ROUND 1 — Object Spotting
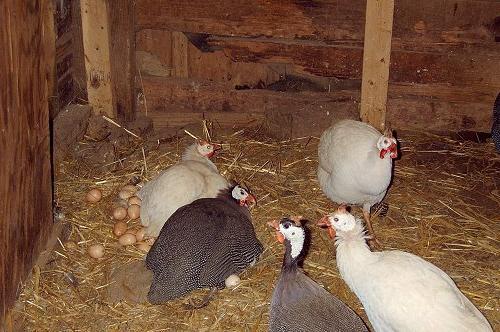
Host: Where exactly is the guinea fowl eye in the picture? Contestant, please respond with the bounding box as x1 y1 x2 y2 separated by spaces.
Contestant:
384 139 389 144
333 217 339 222
283 223 290 229
240 190 245 195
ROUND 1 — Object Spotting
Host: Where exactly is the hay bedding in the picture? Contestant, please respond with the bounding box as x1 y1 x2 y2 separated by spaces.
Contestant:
13 126 500 331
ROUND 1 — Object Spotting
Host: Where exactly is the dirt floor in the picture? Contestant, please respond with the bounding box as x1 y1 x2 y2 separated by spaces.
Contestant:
12 124 500 331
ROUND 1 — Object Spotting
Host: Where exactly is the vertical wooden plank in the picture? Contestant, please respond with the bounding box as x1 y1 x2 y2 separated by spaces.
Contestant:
80 0 115 117
360 0 395 131
108 0 136 121
71 0 88 99
0 0 54 323
172 31 189 78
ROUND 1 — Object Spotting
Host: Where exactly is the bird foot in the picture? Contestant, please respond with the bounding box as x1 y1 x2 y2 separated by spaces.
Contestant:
367 236 382 250
371 202 389 218
182 288 218 310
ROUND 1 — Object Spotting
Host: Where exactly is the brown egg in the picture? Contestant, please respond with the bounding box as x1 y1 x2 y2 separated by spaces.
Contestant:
88 244 105 258
135 228 146 242
136 242 151 253
118 190 134 200
113 221 128 237
127 204 140 219
86 189 102 203
112 207 128 220
122 184 138 194
118 233 136 246
125 228 137 235
128 196 142 206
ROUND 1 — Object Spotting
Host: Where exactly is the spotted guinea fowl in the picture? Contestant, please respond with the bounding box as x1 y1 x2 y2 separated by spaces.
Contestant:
145 183 263 304
318 119 398 246
268 217 368 332
492 92 500 152
138 139 229 237
319 206 493 332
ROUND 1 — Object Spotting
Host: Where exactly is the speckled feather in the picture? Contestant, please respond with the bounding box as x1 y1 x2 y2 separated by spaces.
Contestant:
145 186 263 304
269 219 368 332
492 93 500 152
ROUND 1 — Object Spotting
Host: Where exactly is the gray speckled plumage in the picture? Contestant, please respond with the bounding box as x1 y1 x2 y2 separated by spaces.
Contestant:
492 93 500 152
269 219 368 332
145 185 263 304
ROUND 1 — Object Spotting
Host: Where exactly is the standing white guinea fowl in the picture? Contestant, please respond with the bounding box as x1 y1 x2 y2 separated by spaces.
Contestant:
319 205 493 332
318 119 398 245
138 140 229 237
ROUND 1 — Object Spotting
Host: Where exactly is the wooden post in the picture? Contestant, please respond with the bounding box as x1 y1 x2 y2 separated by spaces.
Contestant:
360 0 395 131
80 0 115 117
108 0 136 121
172 32 189 78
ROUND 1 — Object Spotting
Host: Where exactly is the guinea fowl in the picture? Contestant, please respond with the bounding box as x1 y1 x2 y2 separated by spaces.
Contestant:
145 183 263 304
268 217 368 332
318 119 398 246
319 205 493 332
492 92 500 152
138 139 229 237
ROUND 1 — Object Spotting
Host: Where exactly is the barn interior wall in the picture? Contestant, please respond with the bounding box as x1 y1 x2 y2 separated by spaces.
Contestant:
134 0 500 136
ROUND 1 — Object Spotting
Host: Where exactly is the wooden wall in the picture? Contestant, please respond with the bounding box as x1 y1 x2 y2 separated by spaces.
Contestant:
54 0 86 118
135 0 500 135
0 0 55 324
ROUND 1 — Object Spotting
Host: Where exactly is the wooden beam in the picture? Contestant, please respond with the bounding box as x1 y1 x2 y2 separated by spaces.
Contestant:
80 0 114 116
172 32 189 78
0 0 54 323
360 0 395 130
108 0 136 121
136 0 499 44
139 76 494 134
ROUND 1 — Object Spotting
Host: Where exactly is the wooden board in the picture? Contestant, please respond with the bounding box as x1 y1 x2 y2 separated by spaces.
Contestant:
108 0 136 121
207 36 500 89
360 0 395 130
139 76 495 134
80 0 114 116
136 0 499 44
0 0 55 323
136 30 283 88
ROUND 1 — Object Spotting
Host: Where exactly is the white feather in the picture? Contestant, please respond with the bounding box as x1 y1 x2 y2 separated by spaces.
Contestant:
138 143 229 236
318 120 393 210
333 217 493 332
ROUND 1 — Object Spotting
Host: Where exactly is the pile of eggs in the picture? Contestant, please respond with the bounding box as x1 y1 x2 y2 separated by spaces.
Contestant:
85 184 155 259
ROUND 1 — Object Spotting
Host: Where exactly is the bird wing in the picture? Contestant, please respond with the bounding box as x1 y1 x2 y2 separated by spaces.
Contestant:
361 251 492 331
139 164 206 231
198 207 263 286
271 272 368 331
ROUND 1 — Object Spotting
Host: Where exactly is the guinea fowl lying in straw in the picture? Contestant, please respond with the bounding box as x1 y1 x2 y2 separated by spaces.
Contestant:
318 119 398 247
318 205 493 332
138 139 229 237
267 217 368 332
145 183 263 305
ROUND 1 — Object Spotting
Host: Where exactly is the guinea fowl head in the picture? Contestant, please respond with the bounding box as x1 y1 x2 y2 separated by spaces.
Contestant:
318 205 368 243
229 184 256 208
196 139 221 158
268 217 306 269
377 126 398 159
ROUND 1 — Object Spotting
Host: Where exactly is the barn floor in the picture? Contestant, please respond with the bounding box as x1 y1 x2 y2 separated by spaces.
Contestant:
12 125 500 331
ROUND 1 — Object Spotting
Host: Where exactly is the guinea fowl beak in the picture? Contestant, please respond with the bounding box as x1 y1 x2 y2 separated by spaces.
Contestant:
266 220 285 243
241 194 256 208
317 215 336 239
389 142 398 159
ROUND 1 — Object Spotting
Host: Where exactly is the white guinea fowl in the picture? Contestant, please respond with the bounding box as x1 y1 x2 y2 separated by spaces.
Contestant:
138 140 229 237
318 119 398 245
320 206 493 332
